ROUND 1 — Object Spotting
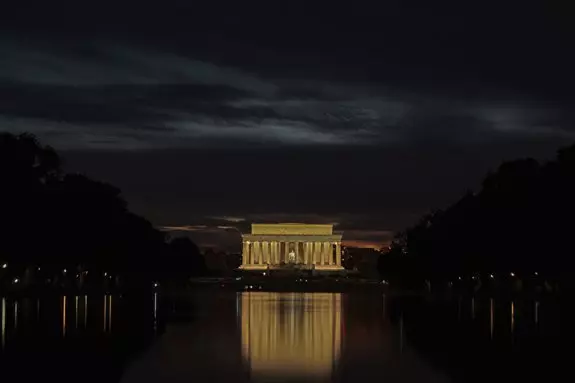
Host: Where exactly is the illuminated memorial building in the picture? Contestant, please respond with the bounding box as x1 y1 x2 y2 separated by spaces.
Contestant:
239 223 344 273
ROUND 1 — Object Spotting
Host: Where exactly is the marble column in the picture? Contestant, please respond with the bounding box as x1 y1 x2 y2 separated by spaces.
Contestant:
261 241 267 264
310 242 316 264
323 242 330 265
245 242 250 264
336 242 342 267
254 242 261 265
242 241 249 265
329 243 334 265
314 242 320 264
276 241 281 264
277 242 281 264
303 242 309 264
295 242 300 263
307 242 313 265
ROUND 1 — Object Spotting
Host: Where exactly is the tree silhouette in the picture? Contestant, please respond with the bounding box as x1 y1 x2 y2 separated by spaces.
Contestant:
378 143 575 290
164 236 206 282
0 132 206 291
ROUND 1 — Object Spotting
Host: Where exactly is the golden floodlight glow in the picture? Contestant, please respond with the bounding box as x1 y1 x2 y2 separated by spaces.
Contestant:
240 223 343 271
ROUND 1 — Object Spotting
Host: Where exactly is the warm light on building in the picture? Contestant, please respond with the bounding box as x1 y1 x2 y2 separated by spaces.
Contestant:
240 223 343 272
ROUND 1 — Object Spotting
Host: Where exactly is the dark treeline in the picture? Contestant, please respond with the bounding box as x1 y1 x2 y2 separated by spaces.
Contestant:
378 143 575 292
0 133 205 293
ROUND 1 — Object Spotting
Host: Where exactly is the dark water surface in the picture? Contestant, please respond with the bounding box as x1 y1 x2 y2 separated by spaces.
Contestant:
0 293 161 382
1 292 565 382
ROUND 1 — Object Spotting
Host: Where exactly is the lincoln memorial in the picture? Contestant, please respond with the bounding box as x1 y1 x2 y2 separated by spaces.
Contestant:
239 223 344 272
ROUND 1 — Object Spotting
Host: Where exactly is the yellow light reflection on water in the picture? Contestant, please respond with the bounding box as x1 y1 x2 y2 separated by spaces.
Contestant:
153 293 158 320
103 295 107 332
75 296 79 329
14 301 18 330
510 301 515 335
62 296 67 337
239 292 342 380
153 292 158 332
1 298 6 349
399 312 404 354
102 294 113 332
108 295 112 332
490 298 494 339
84 295 88 328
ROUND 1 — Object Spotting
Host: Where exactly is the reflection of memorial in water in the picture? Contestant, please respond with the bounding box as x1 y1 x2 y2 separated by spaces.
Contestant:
239 292 342 380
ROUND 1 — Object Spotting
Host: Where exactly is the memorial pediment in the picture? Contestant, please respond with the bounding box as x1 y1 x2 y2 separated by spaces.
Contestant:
251 223 333 235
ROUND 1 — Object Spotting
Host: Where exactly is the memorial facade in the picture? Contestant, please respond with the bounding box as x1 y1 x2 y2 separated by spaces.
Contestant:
239 223 344 271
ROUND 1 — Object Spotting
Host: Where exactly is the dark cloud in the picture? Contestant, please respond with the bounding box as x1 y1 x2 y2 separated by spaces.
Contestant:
0 82 254 124
1 0 574 248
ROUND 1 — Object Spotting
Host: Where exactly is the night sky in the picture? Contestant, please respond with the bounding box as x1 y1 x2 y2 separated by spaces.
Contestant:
2 1 574 250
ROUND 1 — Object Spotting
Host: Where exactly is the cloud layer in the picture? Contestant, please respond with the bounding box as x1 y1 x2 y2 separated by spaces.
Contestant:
2 40 574 151
2 1 574 249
